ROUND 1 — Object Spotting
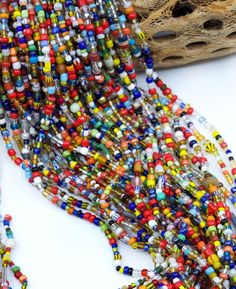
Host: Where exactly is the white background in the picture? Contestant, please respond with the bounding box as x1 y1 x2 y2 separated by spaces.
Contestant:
1 54 236 289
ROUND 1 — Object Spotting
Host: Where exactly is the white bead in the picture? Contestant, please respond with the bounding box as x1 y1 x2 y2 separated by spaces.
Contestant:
148 236 155 244
5 238 15 249
223 228 232 236
148 219 157 229
12 62 21 69
229 269 236 278
70 103 80 113
212 277 221 285
42 46 50 55
217 249 224 258
22 148 30 154
223 280 230 289
34 176 42 185
127 83 135 91
161 261 168 269
65 55 72 62
147 271 155 278
21 132 29 140
115 228 123 236
173 278 180 283
114 259 122 266
79 147 89 156
54 2 63 10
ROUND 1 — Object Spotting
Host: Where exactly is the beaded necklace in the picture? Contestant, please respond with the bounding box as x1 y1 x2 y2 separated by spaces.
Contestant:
1 0 236 288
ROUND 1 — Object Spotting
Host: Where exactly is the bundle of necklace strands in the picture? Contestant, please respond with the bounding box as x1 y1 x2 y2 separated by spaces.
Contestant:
1 0 236 289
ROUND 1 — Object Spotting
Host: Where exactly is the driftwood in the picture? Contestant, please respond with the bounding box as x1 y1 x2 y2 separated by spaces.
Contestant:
133 0 236 67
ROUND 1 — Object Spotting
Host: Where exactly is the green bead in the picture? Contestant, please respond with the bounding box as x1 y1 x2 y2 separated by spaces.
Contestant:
178 234 186 241
12 266 20 273
156 192 166 201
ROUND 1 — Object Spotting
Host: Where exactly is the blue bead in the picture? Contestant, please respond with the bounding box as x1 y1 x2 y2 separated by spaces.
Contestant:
52 26 60 34
94 218 100 226
3 220 9 226
123 266 129 275
205 267 214 275
61 202 67 210
33 148 40 154
231 187 236 194
129 202 136 211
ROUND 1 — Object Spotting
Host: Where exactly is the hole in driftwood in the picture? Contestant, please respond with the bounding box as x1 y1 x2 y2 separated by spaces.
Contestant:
186 41 208 49
153 31 177 41
172 1 196 18
212 47 232 53
162 56 183 62
203 19 223 30
227 31 236 39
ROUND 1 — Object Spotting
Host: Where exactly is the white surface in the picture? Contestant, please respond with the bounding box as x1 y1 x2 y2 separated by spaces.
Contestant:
1 54 236 289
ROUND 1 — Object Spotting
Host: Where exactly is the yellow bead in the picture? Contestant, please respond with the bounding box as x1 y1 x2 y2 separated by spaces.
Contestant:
106 39 114 48
193 200 200 207
93 107 99 114
94 152 100 160
199 221 206 228
123 76 131 85
13 11 21 18
214 240 221 247
113 58 120 66
165 138 172 144
153 209 159 216
43 168 50 176
163 208 170 215
147 180 155 187
213 261 222 270
231 276 236 283
70 161 77 169
212 130 220 138
43 62 51 73
196 191 205 200
137 31 145 39
179 149 187 157
60 116 67 123
141 176 146 183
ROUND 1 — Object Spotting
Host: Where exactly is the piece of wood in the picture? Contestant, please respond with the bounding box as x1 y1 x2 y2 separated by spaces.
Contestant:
133 0 236 67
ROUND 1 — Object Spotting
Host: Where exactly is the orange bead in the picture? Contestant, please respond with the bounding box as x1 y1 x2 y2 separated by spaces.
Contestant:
105 140 114 148
115 166 125 176
208 185 217 193
128 237 137 245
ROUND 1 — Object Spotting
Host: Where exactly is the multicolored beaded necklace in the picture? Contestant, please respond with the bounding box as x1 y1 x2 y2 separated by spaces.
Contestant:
1 0 236 288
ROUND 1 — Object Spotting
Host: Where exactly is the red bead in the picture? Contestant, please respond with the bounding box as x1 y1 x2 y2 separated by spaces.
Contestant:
160 116 168 124
127 12 137 20
8 149 16 157
23 28 33 36
95 26 104 34
171 95 178 102
62 140 71 149
4 214 12 221
187 107 194 115
84 212 91 220
141 269 148 277
163 88 172 95
191 156 198 164
14 157 23 166
156 79 163 87
109 238 117 245
32 171 41 178
86 23 95 31
160 240 167 249
81 138 89 147
136 202 146 211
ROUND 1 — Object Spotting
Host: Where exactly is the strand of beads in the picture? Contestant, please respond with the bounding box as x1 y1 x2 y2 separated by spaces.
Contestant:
1 0 236 288
0 214 28 289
